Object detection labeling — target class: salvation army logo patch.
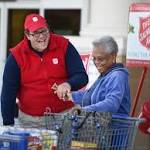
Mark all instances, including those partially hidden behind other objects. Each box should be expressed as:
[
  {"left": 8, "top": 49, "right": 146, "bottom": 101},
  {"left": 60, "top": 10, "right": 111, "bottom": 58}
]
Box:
[
  {"left": 52, "top": 58, "right": 58, "bottom": 64},
  {"left": 139, "top": 16, "right": 150, "bottom": 49},
  {"left": 32, "top": 17, "right": 38, "bottom": 22}
]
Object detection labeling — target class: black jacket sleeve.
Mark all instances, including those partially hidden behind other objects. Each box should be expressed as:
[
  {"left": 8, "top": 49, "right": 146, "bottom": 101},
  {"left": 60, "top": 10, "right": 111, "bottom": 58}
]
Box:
[
  {"left": 1, "top": 54, "right": 20, "bottom": 125},
  {"left": 65, "top": 42, "right": 89, "bottom": 90}
]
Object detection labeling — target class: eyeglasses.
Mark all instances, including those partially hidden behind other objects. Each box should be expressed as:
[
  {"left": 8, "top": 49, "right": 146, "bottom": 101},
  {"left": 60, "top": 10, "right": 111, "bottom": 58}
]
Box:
[
  {"left": 92, "top": 54, "right": 113, "bottom": 64},
  {"left": 29, "top": 29, "right": 49, "bottom": 39},
  {"left": 92, "top": 56, "right": 109, "bottom": 63}
]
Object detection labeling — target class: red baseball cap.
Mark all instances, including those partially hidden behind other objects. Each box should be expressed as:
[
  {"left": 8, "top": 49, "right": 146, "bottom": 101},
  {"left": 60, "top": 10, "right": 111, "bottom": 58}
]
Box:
[{"left": 24, "top": 13, "right": 47, "bottom": 32}]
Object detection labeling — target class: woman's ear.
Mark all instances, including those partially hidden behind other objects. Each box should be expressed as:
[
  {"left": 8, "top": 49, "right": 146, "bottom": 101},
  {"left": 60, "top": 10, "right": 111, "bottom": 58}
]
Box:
[{"left": 112, "top": 53, "right": 117, "bottom": 63}]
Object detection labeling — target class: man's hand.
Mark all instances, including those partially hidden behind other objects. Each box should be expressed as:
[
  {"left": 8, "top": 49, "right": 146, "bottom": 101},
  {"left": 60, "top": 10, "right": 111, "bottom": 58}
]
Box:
[{"left": 51, "top": 82, "right": 72, "bottom": 100}]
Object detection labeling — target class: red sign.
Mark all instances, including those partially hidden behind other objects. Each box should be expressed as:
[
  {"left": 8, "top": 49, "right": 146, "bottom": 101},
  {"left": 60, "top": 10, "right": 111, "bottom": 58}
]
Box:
[
  {"left": 80, "top": 53, "right": 91, "bottom": 90},
  {"left": 80, "top": 53, "right": 91, "bottom": 71},
  {"left": 126, "top": 3, "right": 150, "bottom": 67},
  {"left": 139, "top": 16, "right": 150, "bottom": 49}
]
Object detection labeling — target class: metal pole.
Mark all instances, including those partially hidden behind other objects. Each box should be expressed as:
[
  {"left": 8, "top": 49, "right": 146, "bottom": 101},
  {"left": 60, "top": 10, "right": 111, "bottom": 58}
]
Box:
[{"left": 131, "top": 67, "right": 148, "bottom": 117}]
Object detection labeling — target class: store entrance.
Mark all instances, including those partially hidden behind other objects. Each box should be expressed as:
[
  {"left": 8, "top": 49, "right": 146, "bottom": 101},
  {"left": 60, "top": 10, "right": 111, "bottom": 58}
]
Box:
[{"left": 7, "top": 9, "right": 39, "bottom": 56}]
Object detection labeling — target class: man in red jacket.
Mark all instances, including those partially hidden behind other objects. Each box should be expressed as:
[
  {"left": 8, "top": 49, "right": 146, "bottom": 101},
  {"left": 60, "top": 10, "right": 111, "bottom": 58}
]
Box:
[{"left": 1, "top": 13, "right": 88, "bottom": 127}]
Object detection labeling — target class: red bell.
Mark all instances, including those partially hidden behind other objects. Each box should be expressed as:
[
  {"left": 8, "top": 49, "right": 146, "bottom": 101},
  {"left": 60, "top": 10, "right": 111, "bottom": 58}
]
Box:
[{"left": 138, "top": 101, "right": 150, "bottom": 135}]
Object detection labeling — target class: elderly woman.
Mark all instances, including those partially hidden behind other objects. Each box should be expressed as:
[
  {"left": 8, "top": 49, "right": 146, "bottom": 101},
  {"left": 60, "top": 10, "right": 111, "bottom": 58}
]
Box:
[{"left": 72, "top": 36, "right": 131, "bottom": 116}]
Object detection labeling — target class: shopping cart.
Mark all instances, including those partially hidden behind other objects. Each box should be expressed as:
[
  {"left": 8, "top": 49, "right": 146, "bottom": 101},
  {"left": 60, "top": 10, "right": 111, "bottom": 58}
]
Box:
[
  {"left": 44, "top": 110, "right": 141, "bottom": 150},
  {"left": 0, "top": 110, "right": 141, "bottom": 150}
]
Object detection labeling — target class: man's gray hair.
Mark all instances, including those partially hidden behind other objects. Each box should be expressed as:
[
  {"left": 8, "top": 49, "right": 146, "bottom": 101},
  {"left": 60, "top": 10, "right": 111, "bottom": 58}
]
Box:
[{"left": 92, "top": 36, "right": 118, "bottom": 54}]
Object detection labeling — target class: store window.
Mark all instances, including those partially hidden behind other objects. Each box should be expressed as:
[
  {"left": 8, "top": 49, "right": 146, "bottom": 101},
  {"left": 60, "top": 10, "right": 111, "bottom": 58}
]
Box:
[
  {"left": 0, "top": 0, "right": 16, "bottom": 1},
  {"left": 7, "top": 9, "right": 39, "bottom": 55},
  {"left": 45, "top": 9, "right": 81, "bottom": 35}
]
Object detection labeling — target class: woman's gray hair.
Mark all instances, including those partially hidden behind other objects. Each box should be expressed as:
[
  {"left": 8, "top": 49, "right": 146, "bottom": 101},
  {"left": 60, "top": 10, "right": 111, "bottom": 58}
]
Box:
[{"left": 92, "top": 36, "right": 118, "bottom": 54}]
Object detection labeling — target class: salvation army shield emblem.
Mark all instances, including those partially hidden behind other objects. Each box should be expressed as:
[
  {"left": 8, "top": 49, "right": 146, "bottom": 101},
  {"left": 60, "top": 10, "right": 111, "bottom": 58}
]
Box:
[{"left": 139, "top": 16, "right": 150, "bottom": 49}]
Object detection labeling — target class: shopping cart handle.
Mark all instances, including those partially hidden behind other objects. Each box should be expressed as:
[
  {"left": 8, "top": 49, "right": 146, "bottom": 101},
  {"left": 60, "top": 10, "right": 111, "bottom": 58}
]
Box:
[
  {"left": 112, "top": 114, "right": 142, "bottom": 122},
  {"left": 70, "top": 105, "right": 82, "bottom": 115},
  {"left": 111, "top": 115, "right": 144, "bottom": 127},
  {"left": 138, "top": 118, "right": 146, "bottom": 124}
]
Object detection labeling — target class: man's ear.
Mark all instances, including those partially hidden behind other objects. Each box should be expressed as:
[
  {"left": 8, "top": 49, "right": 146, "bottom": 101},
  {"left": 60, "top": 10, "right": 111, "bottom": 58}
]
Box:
[{"left": 24, "top": 30, "right": 30, "bottom": 40}]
